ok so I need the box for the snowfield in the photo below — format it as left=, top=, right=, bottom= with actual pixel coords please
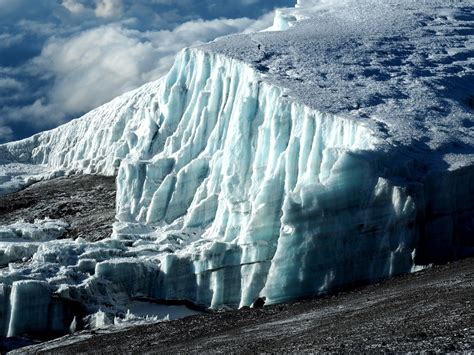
left=0, top=0, right=473, bottom=339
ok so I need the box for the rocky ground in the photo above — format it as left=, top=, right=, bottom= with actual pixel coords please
left=18, top=256, right=474, bottom=354
left=0, top=175, right=116, bottom=242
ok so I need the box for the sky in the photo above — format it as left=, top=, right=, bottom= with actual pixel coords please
left=0, top=0, right=294, bottom=143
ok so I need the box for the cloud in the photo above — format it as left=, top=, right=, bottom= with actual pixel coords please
left=95, top=0, right=124, bottom=18
left=0, top=126, right=13, bottom=142
left=35, top=25, right=155, bottom=114
left=0, top=99, right=65, bottom=126
left=0, top=33, right=24, bottom=48
left=61, top=0, right=87, bottom=14
left=0, top=78, right=23, bottom=91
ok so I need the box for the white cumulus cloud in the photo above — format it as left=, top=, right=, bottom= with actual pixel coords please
left=95, top=0, right=124, bottom=18
left=62, top=0, right=87, bottom=14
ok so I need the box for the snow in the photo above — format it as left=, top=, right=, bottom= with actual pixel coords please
left=0, top=0, right=472, bottom=339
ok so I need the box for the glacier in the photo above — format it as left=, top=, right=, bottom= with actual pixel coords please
left=0, top=0, right=473, bottom=339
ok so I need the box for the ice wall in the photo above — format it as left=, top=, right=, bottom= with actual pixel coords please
left=0, top=47, right=425, bottom=337
left=112, top=49, right=421, bottom=308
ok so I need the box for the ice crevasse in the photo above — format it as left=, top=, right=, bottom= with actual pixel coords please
left=0, top=0, right=473, bottom=338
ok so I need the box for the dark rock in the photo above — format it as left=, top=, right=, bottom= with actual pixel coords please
left=252, top=297, right=266, bottom=309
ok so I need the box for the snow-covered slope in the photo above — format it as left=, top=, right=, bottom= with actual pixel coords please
left=0, top=0, right=473, bottom=338
left=0, top=79, right=163, bottom=194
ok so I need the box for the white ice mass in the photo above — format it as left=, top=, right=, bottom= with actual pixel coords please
left=0, top=0, right=473, bottom=338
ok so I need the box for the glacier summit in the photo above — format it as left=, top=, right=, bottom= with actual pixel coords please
left=0, top=0, right=473, bottom=338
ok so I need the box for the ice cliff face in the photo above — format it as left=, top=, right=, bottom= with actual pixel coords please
left=0, top=0, right=473, bottom=338
left=114, top=49, right=418, bottom=309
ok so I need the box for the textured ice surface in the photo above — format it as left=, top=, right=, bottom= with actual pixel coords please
left=0, top=219, right=68, bottom=268
left=0, top=0, right=473, bottom=339
left=0, top=219, right=68, bottom=242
